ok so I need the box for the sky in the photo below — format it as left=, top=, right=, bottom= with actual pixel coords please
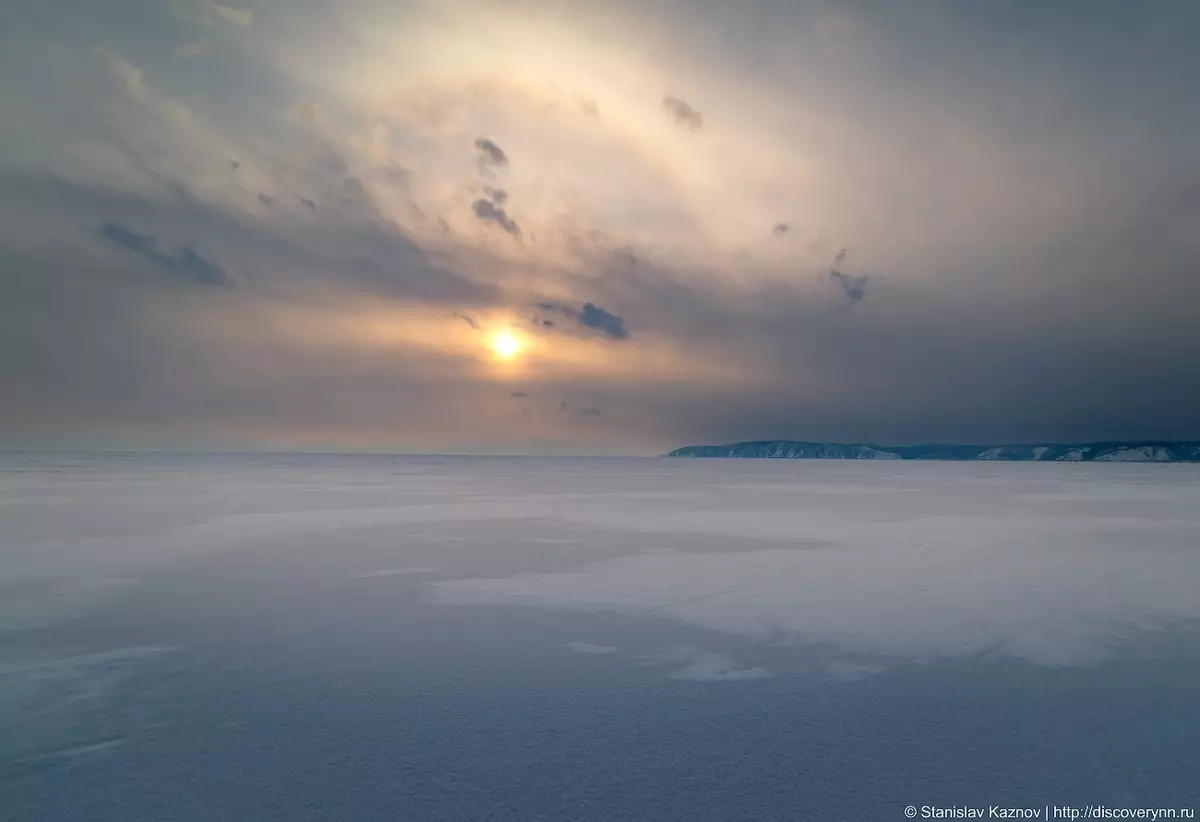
left=1, top=0, right=1198, bottom=455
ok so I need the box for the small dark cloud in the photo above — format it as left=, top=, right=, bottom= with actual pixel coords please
left=557, top=400, right=569, bottom=412
left=229, top=160, right=241, bottom=170
left=772, top=223, right=789, bottom=235
left=578, top=97, right=599, bottom=117
left=474, top=137, right=509, bottom=168
left=509, top=391, right=529, bottom=399
left=484, top=187, right=508, bottom=204
left=541, top=319, right=555, bottom=327
left=579, top=302, right=629, bottom=339
left=536, top=301, right=630, bottom=340
left=176, top=246, right=230, bottom=286
left=98, top=222, right=229, bottom=286
left=828, top=247, right=868, bottom=305
left=300, top=197, right=316, bottom=212
left=99, top=223, right=170, bottom=263
left=452, top=311, right=479, bottom=329
left=472, top=199, right=521, bottom=237
left=257, top=192, right=274, bottom=205
left=662, top=95, right=703, bottom=130
left=576, top=407, right=602, bottom=417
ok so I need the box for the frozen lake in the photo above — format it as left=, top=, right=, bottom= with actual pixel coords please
left=2, top=453, right=1198, bottom=820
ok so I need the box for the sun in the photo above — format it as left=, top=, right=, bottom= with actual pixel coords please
left=490, top=330, right=522, bottom=359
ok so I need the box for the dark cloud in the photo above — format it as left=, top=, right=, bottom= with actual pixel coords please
left=773, top=223, right=789, bottom=235
left=483, top=187, right=508, bottom=204
left=536, top=301, right=629, bottom=340
left=257, top=192, right=274, bottom=205
left=452, top=311, right=480, bottom=329
left=579, top=302, right=629, bottom=339
left=828, top=248, right=867, bottom=305
left=576, top=407, right=602, bottom=417
left=557, top=400, right=569, bottom=412
left=98, top=223, right=172, bottom=266
left=3, top=164, right=1199, bottom=452
left=99, top=222, right=230, bottom=286
left=175, top=245, right=230, bottom=286
left=300, top=197, right=316, bottom=212
left=4, top=172, right=491, bottom=306
left=471, top=198, right=521, bottom=237
left=473, top=137, right=509, bottom=168
left=2, top=3, right=1200, bottom=456
left=509, top=391, right=529, bottom=399
left=662, top=95, right=703, bottom=130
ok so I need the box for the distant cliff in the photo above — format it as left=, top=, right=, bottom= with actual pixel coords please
left=664, top=440, right=1200, bottom=462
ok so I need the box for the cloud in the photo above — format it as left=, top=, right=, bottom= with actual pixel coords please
left=289, top=99, right=324, bottom=124
left=576, top=407, right=602, bottom=417
left=101, top=51, right=145, bottom=98
left=300, top=197, right=316, bottom=212
left=175, top=246, right=230, bottom=286
left=483, top=187, right=508, bottom=204
left=97, top=223, right=171, bottom=267
left=198, top=0, right=253, bottom=28
left=257, top=193, right=274, bottom=205
left=509, top=391, right=528, bottom=399
left=772, top=223, right=789, bottom=235
left=473, top=137, right=509, bottom=168
left=383, top=167, right=411, bottom=187
left=99, top=222, right=231, bottom=286
left=471, top=198, right=521, bottom=237
left=4, top=1, right=1200, bottom=453
left=662, top=95, right=703, bottom=130
left=828, top=248, right=868, bottom=305
left=579, top=302, right=629, bottom=339
left=173, top=41, right=213, bottom=59
left=537, top=301, right=629, bottom=340
left=557, top=400, right=569, bottom=412
left=451, top=311, right=479, bottom=329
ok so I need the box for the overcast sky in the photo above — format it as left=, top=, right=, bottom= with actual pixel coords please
left=1, top=0, right=1198, bottom=454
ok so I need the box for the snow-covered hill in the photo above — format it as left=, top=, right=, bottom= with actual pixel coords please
left=664, top=440, right=1200, bottom=462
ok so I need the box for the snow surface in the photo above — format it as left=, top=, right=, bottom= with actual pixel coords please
left=1095, top=446, right=1173, bottom=462
left=2, top=452, right=1199, bottom=819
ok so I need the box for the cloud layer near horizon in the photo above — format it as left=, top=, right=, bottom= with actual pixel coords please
left=2, top=0, right=1199, bottom=453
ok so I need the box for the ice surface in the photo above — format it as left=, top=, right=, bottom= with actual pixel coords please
left=564, top=641, right=619, bottom=655
left=2, top=452, right=1199, bottom=819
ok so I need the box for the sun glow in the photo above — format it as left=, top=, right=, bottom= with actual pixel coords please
left=491, top=330, right=522, bottom=359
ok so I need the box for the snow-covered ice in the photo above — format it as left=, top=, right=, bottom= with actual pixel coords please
left=2, top=452, right=1198, bottom=819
